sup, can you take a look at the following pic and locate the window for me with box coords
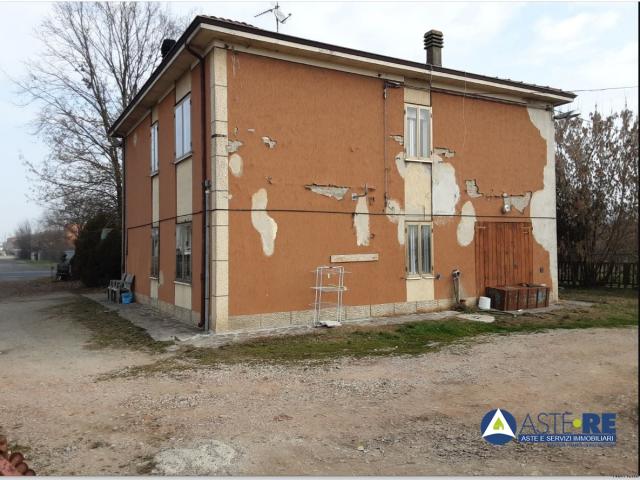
[406,223,433,275]
[174,94,191,160]
[175,222,192,283]
[150,122,159,174]
[405,104,431,160]
[151,227,159,278]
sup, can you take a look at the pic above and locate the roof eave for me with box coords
[110,16,576,137]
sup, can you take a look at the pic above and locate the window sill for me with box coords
[174,152,193,164]
[150,170,159,178]
[174,280,192,286]
[150,276,159,280]
[404,157,432,164]
[406,274,435,280]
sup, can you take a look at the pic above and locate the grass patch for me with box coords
[46,296,172,353]
[75,288,637,378]
[8,442,31,454]
[175,288,637,366]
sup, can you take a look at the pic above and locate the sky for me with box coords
[0,0,637,240]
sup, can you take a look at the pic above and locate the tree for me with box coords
[72,214,121,287]
[18,2,184,227]
[14,221,33,260]
[555,108,639,285]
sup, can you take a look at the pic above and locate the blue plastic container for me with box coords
[121,292,134,304]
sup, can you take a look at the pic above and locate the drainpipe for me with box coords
[120,139,127,275]
[186,43,209,330]
[382,80,401,209]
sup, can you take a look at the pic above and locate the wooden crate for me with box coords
[486,286,520,311]
[486,285,550,311]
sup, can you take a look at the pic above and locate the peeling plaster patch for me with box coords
[405,163,431,217]
[390,135,404,145]
[385,199,405,245]
[132,132,138,147]
[456,201,476,246]
[432,161,460,216]
[251,189,277,256]
[247,128,255,133]
[261,136,277,148]
[395,152,407,179]
[509,192,532,213]
[305,184,349,200]
[353,196,370,246]
[433,147,455,158]
[528,107,558,299]
[228,153,243,177]
[465,179,482,198]
[227,140,243,153]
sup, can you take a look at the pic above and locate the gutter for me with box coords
[185,42,210,331]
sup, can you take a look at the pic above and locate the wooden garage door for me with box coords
[475,222,533,295]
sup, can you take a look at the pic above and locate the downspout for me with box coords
[120,139,127,275]
[186,43,210,331]
[382,80,401,210]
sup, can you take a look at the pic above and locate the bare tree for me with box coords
[17,2,184,226]
[555,108,639,284]
[14,221,33,260]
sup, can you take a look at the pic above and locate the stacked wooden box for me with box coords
[485,285,550,311]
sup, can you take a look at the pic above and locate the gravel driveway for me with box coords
[0,292,637,475]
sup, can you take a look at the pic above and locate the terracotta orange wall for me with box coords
[226,52,406,316]
[189,61,209,315]
[157,90,177,304]
[125,62,208,311]
[430,92,552,299]
[125,116,152,297]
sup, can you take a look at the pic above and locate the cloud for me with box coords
[525,10,620,64]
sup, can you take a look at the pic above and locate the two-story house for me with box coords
[109,16,575,332]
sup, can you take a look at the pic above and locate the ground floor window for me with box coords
[176,222,192,283]
[151,227,159,278]
[406,223,433,275]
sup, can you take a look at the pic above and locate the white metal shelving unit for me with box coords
[311,265,347,326]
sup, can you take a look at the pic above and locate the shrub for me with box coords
[72,215,121,287]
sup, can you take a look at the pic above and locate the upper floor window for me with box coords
[150,122,159,174]
[175,94,191,160]
[405,104,431,161]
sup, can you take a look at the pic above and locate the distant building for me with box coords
[3,236,18,256]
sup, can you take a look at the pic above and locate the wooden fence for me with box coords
[558,261,638,288]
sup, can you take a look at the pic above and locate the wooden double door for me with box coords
[475,222,533,295]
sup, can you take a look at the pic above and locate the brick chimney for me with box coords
[424,30,443,67]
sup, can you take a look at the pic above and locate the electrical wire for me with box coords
[123,207,557,232]
[571,85,638,92]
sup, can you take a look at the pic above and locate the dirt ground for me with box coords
[0,292,638,475]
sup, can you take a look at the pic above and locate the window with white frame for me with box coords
[405,104,432,160]
[175,222,192,282]
[150,122,159,174]
[406,223,433,275]
[174,95,191,160]
[151,227,159,278]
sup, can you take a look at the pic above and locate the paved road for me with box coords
[0,256,54,282]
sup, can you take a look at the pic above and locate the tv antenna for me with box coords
[255,2,292,32]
